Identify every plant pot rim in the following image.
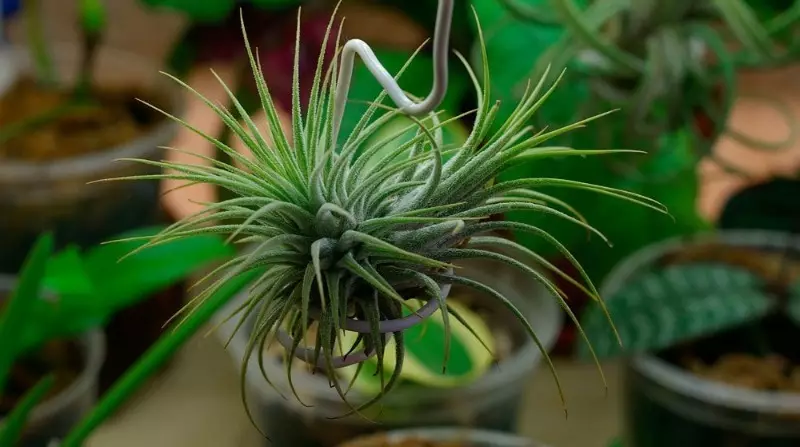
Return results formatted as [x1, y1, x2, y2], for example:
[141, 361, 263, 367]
[0, 45, 19, 97]
[213, 254, 563, 408]
[0, 43, 180, 182]
[602, 229, 800, 414]
[339, 427, 547, 447]
[0, 274, 107, 427]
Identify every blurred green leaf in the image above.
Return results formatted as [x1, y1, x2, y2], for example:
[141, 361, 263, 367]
[579, 263, 773, 359]
[140, 0, 301, 22]
[0, 233, 54, 392]
[0, 375, 54, 446]
[79, 226, 235, 312]
[6, 227, 234, 368]
[79, 0, 106, 35]
[43, 246, 95, 298]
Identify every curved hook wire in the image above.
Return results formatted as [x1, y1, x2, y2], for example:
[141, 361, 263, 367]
[331, 0, 453, 144]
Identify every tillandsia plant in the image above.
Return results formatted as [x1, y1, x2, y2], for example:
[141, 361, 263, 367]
[92, 0, 665, 421]
[509, 0, 800, 172]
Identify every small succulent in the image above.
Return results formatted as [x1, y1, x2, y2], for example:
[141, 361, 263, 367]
[579, 237, 800, 360]
[105, 5, 664, 416]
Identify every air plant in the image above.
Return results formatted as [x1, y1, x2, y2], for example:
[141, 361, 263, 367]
[95, 0, 664, 419]
[503, 0, 800, 175]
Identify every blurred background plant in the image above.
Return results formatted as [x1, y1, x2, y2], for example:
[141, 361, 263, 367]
[467, 0, 800, 355]
[0, 229, 232, 444]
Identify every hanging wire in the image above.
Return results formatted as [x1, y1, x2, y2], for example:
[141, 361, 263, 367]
[331, 0, 453, 144]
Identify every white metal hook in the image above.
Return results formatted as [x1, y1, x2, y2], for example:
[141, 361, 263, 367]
[331, 0, 453, 144]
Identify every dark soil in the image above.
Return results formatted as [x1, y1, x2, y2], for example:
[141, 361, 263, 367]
[100, 281, 186, 393]
[661, 313, 800, 393]
[0, 77, 163, 161]
[0, 339, 83, 416]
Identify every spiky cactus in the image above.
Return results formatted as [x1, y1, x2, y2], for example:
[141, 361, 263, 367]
[103, 5, 665, 414]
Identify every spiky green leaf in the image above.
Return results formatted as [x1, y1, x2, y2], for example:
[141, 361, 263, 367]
[579, 263, 774, 359]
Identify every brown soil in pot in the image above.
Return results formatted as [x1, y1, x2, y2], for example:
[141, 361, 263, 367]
[685, 353, 800, 392]
[0, 78, 164, 161]
[0, 339, 83, 416]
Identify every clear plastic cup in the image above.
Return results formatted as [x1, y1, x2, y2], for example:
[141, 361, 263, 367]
[214, 255, 564, 447]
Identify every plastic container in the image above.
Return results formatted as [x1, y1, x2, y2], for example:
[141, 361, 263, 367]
[214, 256, 564, 447]
[0, 44, 17, 96]
[0, 276, 106, 447]
[602, 231, 800, 447]
[339, 427, 548, 447]
[0, 43, 179, 273]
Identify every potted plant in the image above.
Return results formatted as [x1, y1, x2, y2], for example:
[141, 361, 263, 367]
[214, 251, 563, 446]
[488, 0, 799, 281]
[54, 3, 661, 445]
[579, 230, 800, 446]
[0, 0, 179, 273]
[473, 0, 800, 354]
[57, 225, 235, 391]
[0, 228, 232, 446]
[339, 427, 545, 447]
[0, 235, 105, 447]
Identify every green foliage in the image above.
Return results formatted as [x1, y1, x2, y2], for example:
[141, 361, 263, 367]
[140, 0, 302, 22]
[0, 234, 54, 392]
[0, 376, 54, 446]
[1, 227, 233, 395]
[503, 128, 710, 282]
[79, 0, 106, 36]
[579, 263, 775, 359]
[101, 10, 663, 416]
[469, 0, 584, 131]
